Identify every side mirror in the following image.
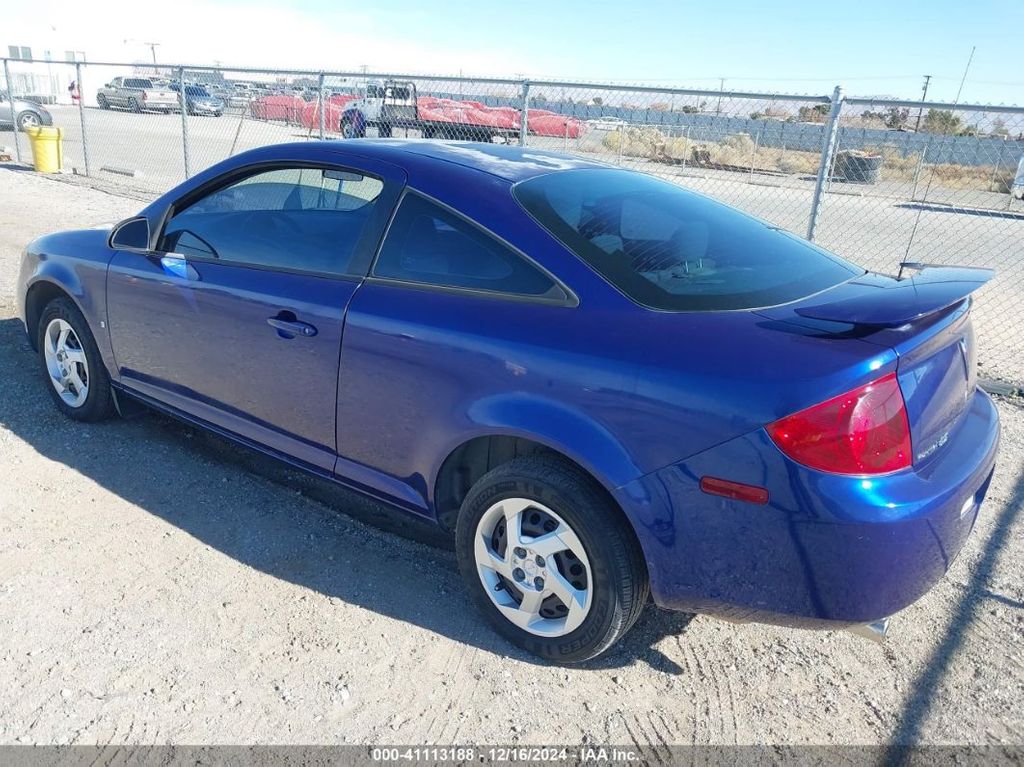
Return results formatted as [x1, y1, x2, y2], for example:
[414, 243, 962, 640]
[110, 217, 151, 251]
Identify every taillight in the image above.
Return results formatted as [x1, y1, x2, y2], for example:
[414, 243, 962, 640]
[768, 372, 912, 475]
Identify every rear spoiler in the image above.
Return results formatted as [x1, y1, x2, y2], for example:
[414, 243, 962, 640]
[794, 267, 994, 327]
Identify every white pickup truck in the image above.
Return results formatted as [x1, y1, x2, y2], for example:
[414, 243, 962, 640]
[96, 77, 179, 113]
[339, 79, 520, 142]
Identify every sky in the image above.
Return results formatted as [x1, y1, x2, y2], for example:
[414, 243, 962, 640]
[5, 0, 1024, 104]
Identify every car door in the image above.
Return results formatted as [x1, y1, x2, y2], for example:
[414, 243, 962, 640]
[107, 77, 123, 106]
[106, 159, 403, 471]
[333, 190, 576, 512]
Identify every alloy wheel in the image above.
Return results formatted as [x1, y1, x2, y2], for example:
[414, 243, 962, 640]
[43, 318, 89, 408]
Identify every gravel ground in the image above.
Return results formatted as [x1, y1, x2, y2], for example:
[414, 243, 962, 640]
[0, 165, 1022, 747]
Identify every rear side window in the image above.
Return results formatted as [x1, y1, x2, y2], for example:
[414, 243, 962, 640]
[125, 79, 153, 89]
[159, 166, 384, 276]
[513, 169, 862, 311]
[373, 193, 560, 298]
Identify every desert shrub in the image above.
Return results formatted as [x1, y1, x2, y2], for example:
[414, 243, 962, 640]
[776, 151, 820, 174]
[601, 126, 666, 157]
[929, 163, 1013, 192]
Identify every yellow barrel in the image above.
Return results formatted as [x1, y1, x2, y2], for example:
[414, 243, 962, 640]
[24, 126, 63, 173]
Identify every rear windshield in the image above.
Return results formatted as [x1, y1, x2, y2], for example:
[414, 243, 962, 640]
[513, 169, 862, 311]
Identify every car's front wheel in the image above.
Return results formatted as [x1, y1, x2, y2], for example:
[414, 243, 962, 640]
[455, 456, 649, 663]
[37, 297, 115, 422]
[340, 117, 363, 139]
[17, 111, 42, 130]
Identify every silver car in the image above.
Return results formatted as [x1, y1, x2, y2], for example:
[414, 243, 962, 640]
[0, 92, 54, 131]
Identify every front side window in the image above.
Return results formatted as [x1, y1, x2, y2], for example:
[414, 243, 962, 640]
[514, 169, 862, 311]
[159, 166, 384, 276]
[373, 193, 560, 298]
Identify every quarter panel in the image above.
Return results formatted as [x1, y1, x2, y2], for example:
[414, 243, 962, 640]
[334, 282, 642, 513]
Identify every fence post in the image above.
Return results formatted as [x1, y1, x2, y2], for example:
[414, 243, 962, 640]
[3, 59, 22, 164]
[518, 80, 530, 147]
[318, 71, 325, 140]
[911, 138, 931, 201]
[178, 67, 191, 179]
[75, 62, 90, 176]
[806, 86, 843, 242]
[990, 141, 1005, 191]
[750, 123, 762, 180]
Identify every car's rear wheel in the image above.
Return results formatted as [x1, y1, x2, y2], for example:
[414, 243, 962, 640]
[37, 298, 114, 422]
[17, 111, 41, 130]
[455, 456, 648, 664]
[130, 98, 142, 113]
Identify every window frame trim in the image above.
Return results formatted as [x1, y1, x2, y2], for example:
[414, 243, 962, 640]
[151, 159, 397, 281]
[366, 187, 578, 308]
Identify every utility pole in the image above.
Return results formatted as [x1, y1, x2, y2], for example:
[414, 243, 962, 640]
[716, 78, 725, 116]
[913, 74, 931, 132]
[144, 41, 161, 76]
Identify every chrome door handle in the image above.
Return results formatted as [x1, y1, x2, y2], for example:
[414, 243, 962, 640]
[267, 315, 318, 338]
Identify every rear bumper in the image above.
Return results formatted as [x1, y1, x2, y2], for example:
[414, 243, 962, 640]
[616, 388, 1000, 627]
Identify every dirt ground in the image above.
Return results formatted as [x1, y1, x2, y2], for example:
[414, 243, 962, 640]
[0, 165, 1021, 747]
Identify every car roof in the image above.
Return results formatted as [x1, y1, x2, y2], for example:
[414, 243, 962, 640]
[318, 139, 609, 183]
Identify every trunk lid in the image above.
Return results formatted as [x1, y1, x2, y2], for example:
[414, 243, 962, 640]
[757, 267, 992, 469]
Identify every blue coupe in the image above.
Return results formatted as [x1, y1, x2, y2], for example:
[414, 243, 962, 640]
[17, 141, 1000, 662]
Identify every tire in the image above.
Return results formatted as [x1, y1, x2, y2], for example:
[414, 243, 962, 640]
[97, 94, 109, 110]
[37, 297, 115, 422]
[16, 111, 41, 131]
[455, 456, 648, 664]
[131, 98, 142, 113]
[377, 121, 392, 138]
[340, 117, 364, 139]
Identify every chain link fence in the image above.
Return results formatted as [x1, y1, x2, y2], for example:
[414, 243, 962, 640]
[3, 58, 1022, 383]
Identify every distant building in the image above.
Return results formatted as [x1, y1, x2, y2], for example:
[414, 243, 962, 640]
[4, 42, 87, 104]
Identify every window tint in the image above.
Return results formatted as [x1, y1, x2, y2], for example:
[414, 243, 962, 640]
[514, 169, 862, 311]
[125, 79, 153, 89]
[159, 166, 384, 275]
[373, 194, 558, 297]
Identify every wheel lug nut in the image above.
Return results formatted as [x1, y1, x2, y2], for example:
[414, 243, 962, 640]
[512, 568, 525, 582]
[513, 547, 527, 559]
[534, 576, 544, 590]
[535, 555, 546, 567]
